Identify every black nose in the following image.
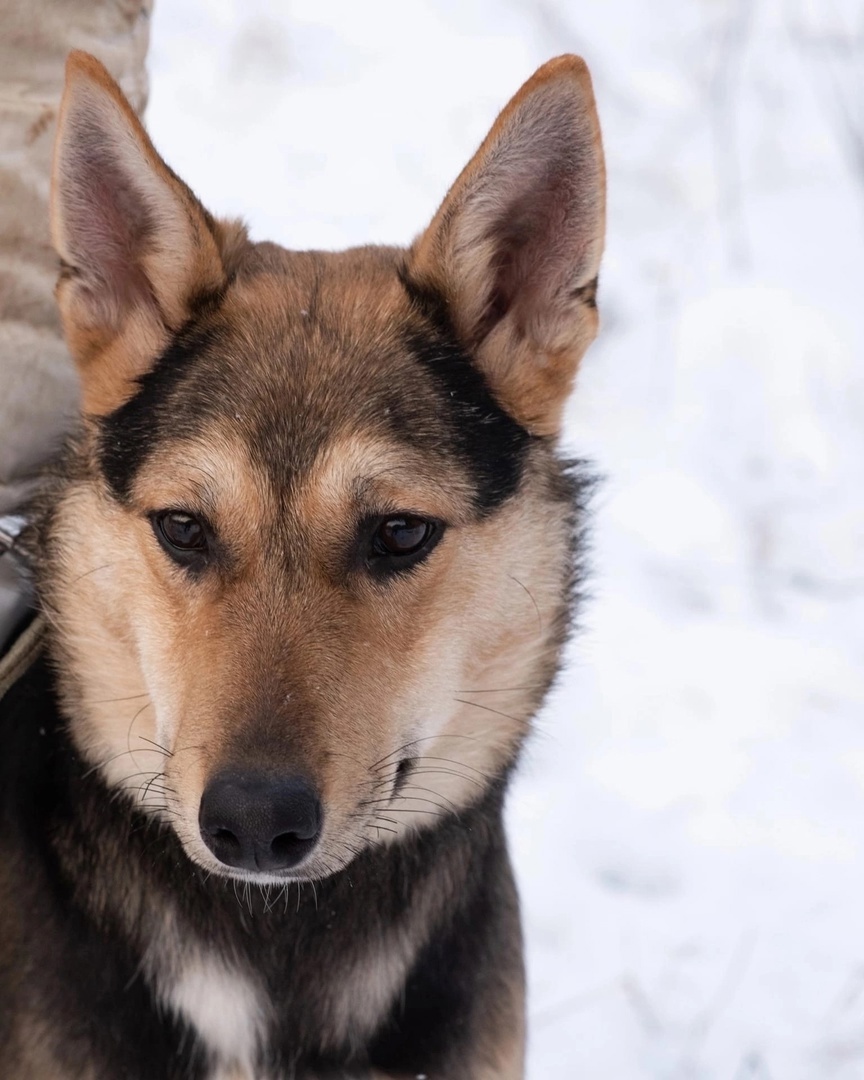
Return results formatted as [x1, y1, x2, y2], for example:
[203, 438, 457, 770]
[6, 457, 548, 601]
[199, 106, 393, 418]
[199, 770, 322, 872]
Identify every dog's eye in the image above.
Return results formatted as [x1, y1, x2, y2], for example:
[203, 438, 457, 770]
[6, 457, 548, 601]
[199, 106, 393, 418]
[373, 516, 433, 556]
[152, 510, 209, 565]
[368, 515, 440, 575]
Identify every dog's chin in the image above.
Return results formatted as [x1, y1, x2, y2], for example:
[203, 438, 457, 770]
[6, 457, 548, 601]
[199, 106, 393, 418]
[203, 864, 324, 888]
[177, 835, 360, 888]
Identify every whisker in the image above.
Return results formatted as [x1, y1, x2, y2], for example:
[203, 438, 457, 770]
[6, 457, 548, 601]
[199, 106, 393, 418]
[400, 766, 486, 790]
[361, 792, 456, 814]
[455, 684, 545, 694]
[369, 733, 481, 773]
[140, 790, 177, 804]
[81, 747, 161, 780]
[139, 771, 166, 802]
[84, 738, 204, 782]
[365, 822, 397, 836]
[136, 735, 174, 757]
[262, 885, 274, 914]
[409, 755, 493, 780]
[454, 697, 524, 726]
[125, 700, 156, 764]
[393, 783, 460, 812]
[91, 692, 151, 705]
[116, 769, 169, 783]
[140, 786, 171, 800]
[508, 573, 543, 634]
[68, 561, 116, 586]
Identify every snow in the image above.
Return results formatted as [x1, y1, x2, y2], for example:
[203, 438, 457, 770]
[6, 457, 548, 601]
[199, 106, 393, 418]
[146, 2, 864, 1075]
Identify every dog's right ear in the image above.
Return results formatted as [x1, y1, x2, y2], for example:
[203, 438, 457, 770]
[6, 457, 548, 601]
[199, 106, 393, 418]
[51, 51, 226, 414]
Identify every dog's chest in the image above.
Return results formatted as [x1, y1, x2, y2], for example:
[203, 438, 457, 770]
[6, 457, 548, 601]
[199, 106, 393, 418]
[158, 931, 409, 1078]
[163, 953, 268, 1079]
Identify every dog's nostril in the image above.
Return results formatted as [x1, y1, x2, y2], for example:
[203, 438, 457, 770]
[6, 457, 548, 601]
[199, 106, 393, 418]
[199, 770, 322, 874]
[270, 830, 306, 861]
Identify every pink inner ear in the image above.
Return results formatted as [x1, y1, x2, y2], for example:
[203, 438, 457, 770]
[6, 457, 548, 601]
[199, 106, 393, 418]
[462, 85, 603, 346]
[59, 112, 158, 320]
[478, 162, 577, 338]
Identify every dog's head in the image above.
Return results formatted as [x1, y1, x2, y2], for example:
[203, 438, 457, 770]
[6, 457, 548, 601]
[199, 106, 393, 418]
[45, 52, 604, 884]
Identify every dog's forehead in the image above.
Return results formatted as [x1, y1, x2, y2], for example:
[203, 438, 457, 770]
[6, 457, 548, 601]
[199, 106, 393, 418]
[208, 250, 438, 482]
[98, 245, 530, 511]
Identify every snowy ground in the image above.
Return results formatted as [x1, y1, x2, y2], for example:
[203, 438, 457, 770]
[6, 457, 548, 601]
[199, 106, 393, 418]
[146, 2, 864, 1076]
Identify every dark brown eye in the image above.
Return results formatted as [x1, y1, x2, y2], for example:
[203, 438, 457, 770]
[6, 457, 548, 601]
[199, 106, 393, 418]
[152, 510, 209, 565]
[371, 515, 437, 562]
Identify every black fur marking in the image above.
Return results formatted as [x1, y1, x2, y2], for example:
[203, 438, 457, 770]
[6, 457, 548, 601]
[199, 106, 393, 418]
[97, 296, 224, 501]
[400, 273, 533, 514]
[571, 274, 599, 309]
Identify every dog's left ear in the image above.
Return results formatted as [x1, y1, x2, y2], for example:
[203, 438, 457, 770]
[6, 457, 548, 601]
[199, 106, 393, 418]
[408, 56, 605, 436]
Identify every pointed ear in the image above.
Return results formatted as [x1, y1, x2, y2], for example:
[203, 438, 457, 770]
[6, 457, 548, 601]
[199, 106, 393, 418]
[51, 51, 227, 413]
[407, 56, 605, 436]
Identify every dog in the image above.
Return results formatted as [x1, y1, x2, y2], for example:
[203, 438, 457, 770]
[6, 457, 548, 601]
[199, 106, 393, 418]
[0, 49, 605, 1079]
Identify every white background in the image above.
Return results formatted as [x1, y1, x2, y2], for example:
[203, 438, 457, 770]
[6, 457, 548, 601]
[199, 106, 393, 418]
[146, 3, 864, 1076]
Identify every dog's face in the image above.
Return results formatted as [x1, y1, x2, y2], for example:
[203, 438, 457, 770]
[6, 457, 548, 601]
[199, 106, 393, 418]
[45, 52, 604, 884]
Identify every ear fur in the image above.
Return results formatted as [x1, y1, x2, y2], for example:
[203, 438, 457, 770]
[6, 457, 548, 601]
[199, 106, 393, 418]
[408, 55, 606, 436]
[51, 51, 229, 414]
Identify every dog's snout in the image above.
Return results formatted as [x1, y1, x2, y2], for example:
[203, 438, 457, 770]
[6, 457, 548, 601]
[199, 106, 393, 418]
[199, 770, 322, 873]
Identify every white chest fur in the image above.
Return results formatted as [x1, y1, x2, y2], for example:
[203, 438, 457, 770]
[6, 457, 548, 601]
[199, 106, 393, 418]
[164, 953, 267, 1079]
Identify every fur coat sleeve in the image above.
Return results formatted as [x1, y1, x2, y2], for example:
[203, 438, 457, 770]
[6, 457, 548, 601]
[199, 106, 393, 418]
[0, 0, 152, 646]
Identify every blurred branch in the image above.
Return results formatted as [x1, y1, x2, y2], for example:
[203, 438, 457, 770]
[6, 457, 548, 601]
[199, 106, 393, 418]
[708, 0, 757, 271]
[786, 0, 864, 210]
